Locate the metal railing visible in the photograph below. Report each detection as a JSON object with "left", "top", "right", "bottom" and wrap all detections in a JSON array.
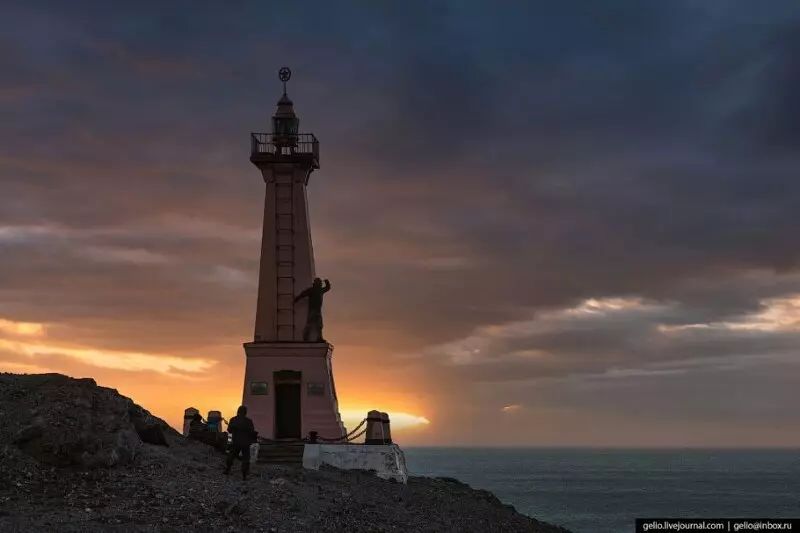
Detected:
[{"left": 250, "top": 132, "right": 319, "bottom": 166}]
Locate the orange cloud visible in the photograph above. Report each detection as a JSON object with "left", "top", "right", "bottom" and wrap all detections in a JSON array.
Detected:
[
  {"left": 0, "top": 317, "right": 216, "bottom": 377},
  {"left": 0, "top": 318, "right": 45, "bottom": 337}
]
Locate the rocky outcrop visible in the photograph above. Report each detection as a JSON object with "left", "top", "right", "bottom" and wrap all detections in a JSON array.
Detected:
[
  {"left": 0, "top": 373, "right": 573, "bottom": 532},
  {"left": 1, "top": 373, "right": 175, "bottom": 469}
]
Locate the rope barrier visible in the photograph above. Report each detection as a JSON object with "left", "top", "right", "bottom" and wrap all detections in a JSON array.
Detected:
[
  {"left": 344, "top": 427, "right": 367, "bottom": 442},
  {"left": 317, "top": 418, "right": 367, "bottom": 442},
  {"left": 318, "top": 417, "right": 367, "bottom": 443},
  {"left": 346, "top": 417, "right": 368, "bottom": 437},
  {"left": 252, "top": 415, "right": 372, "bottom": 445}
]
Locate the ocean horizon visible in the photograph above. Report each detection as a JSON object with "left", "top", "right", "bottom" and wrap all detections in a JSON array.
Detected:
[{"left": 402, "top": 447, "right": 800, "bottom": 533}]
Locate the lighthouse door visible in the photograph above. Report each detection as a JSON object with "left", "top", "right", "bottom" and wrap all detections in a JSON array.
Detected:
[{"left": 274, "top": 371, "right": 302, "bottom": 439}]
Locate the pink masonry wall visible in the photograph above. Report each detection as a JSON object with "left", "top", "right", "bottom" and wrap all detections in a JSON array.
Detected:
[
  {"left": 252, "top": 162, "right": 316, "bottom": 343},
  {"left": 242, "top": 342, "right": 346, "bottom": 440}
]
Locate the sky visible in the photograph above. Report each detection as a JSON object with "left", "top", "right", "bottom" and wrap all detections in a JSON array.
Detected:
[{"left": 1, "top": 1, "right": 800, "bottom": 447}]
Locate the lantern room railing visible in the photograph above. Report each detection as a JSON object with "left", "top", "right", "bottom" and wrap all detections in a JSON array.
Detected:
[{"left": 250, "top": 133, "right": 320, "bottom": 168}]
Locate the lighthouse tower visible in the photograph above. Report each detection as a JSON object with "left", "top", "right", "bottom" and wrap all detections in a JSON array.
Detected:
[{"left": 241, "top": 68, "right": 346, "bottom": 441}]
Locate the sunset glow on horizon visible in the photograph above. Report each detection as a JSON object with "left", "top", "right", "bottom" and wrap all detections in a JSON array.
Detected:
[
  {"left": 339, "top": 410, "right": 431, "bottom": 432},
  {"left": 0, "top": 316, "right": 432, "bottom": 437}
]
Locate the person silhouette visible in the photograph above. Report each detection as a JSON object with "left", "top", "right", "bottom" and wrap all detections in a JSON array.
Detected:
[{"left": 224, "top": 405, "right": 257, "bottom": 481}]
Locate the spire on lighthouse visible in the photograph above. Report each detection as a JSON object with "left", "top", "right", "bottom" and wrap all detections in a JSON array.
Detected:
[
  {"left": 272, "top": 67, "right": 299, "bottom": 151},
  {"left": 250, "top": 67, "right": 319, "bottom": 168}
]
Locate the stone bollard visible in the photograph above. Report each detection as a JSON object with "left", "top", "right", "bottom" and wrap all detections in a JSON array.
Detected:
[
  {"left": 380, "top": 412, "right": 393, "bottom": 444},
  {"left": 365, "top": 410, "right": 385, "bottom": 445},
  {"left": 183, "top": 407, "right": 199, "bottom": 437},
  {"left": 249, "top": 442, "right": 260, "bottom": 466},
  {"left": 207, "top": 410, "right": 222, "bottom": 433}
]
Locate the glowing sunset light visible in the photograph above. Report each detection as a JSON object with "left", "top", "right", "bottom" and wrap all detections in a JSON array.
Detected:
[
  {"left": 0, "top": 338, "right": 216, "bottom": 375},
  {"left": 0, "top": 360, "right": 50, "bottom": 374},
  {"left": 0, "top": 318, "right": 45, "bottom": 337},
  {"left": 339, "top": 410, "right": 431, "bottom": 432}
]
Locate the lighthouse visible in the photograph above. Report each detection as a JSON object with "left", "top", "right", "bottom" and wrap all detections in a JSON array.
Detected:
[{"left": 241, "top": 68, "right": 346, "bottom": 441}]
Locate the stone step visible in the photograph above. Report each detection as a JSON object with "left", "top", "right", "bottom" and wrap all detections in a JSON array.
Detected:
[
  {"left": 259, "top": 456, "right": 303, "bottom": 464},
  {"left": 258, "top": 457, "right": 303, "bottom": 464},
  {"left": 257, "top": 443, "right": 306, "bottom": 465}
]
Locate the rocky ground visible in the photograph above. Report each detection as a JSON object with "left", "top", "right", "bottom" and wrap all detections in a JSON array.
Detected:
[{"left": 0, "top": 373, "right": 573, "bottom": 532}]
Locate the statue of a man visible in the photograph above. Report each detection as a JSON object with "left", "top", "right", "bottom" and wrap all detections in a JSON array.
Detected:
[{"left": 293, "top": 278, "right": 331, "bottom": 342}]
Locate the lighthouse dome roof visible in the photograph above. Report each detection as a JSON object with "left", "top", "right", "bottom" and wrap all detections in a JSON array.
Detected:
[{"left": 274, "top": 93, "right": 295, "bottom": 119}]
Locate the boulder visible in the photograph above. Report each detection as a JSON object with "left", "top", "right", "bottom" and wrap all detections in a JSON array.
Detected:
[
  {"left": 135, "top": 421, "right": 169, "bottom": 447},
  {"left": 0, "top": 372, "right": 178, "bottom": 469}
]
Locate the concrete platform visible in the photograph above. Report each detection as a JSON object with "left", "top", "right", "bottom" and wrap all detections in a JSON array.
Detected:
[{"left": 302, "top": 443, "right": 409, "bottom": 484}]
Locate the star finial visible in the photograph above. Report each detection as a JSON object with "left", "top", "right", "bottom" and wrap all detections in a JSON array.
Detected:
[{"left": 278, "top": 67, "right": 291, "bottom": 95}]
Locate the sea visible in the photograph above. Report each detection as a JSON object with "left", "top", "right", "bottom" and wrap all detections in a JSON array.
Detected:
[{"left": 403, "top": 448, "right": 800, "bottom": 533}]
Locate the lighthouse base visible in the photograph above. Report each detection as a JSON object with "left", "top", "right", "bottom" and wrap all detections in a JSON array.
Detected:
[
  {"left": 302, "top": 443, "right": 409, "bottom": 484},
  {"left": 242, "top": 342, "right": 346, "bottom": 441}
]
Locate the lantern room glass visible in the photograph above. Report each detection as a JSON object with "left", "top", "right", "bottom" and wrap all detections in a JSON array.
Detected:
[{"left": 272, "top": 116, "right": 299, "bottom": 136}]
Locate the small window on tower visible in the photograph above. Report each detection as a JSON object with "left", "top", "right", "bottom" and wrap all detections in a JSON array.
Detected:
[{"left": 251, "top": 382, "right": 268, "bottom": 395}]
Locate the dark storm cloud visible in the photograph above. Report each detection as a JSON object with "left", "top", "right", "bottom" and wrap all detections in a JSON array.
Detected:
[
  {"left": 723, "top": 22, "right": 800, "bottom": 154},
  {"left": 2, "top": 0, "right": 800, "bottom": 443},
  {"left": 432, "top": 298, "right": 800, "bottom": 385},
  {"left": 302, "top": 3, "right": 800, "bottom": 349}
]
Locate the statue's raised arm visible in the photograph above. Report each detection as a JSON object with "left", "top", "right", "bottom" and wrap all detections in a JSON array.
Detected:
[
  {"left": 298, "top": 277, "right": 330, "bottom": 342},
  {"left": 293, "top": 287, "right": 311, "bottom": 304}
]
